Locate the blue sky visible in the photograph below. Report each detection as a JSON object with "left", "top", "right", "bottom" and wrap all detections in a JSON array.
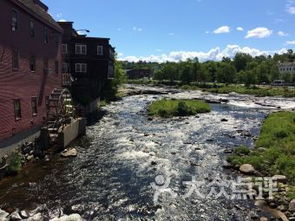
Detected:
[{"left": 44, "top": 0, "right": 295, "bottom": 62}]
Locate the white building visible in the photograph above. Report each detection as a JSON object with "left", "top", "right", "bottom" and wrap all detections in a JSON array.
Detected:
[{"left": 278, "top": 62, "right": 295, "bottom": 73}]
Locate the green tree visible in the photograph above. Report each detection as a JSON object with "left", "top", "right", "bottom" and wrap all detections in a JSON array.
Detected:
[
  {"left": 216, "top": 62, "right": 237, "bottom": 83},
  {"left": 233, "top": 53, "right": 252, "bottom": 72}
]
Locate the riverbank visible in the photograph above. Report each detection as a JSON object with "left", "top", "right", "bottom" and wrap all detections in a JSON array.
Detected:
[
  {"left": 227, "top": 111, "right": 295, "bottom": 219},
  {"left": 127, "top": 79, "right": 295, "bottom": 97}
]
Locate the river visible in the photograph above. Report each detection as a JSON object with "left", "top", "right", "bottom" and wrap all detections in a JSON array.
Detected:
[{"left": 1, "top": 85, "right": 295, "bottom": 220}]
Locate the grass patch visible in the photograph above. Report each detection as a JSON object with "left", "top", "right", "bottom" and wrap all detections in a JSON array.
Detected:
[
  {"left": 148, "top": 99, "right": 211, "bottom": 118},
  {"left": 228, "top": 112, "right": 295, "bottom": 184}
]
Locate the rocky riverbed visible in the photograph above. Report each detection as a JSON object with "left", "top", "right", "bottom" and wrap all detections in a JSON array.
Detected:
[{"left": 0, "top": 85, "right": 295, "bottom": 220}]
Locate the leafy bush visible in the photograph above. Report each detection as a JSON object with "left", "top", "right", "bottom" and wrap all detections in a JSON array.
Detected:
[{"left": 7, "top": 152, "right": 22, "bottom": 174}]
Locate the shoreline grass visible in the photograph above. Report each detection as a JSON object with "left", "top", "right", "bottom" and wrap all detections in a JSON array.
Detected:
[
  {"left": 228, "top": 112, "right": 295, "bottom": 189},
  {"left": 148, "top": 99, "right": 211, "bottom": 118}
]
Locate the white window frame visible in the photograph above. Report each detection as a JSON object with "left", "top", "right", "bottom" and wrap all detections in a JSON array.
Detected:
[
  {"left": 12, "top": 10, "right": 18, "bottom": 32},
  {"left": 97, "top": 45, "right": 103, "bottom": 55},
  {"left": 75, "top": 44, "right": 87, "bottom": 55},
  {"left": 62, "top": 44, "right": 68, "bottom": 54},
  {"left": 75, "top": 63, "right": 87, "bottom": 73}
]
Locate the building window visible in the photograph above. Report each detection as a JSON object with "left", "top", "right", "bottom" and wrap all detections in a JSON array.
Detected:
[
  {"left": 12, "top": 48, "right": 19, "bottom": 70},
  {"left": 30, "top": 19, "right": 35, "bottom": 37},
  {"left": 30, "top": 56, "right": 36, "bottom": 72},
  {"left": 31, "top": 97, "right": 38, "bottom": 116},
  {"left": 62, "top": 44, "right": 68, "bottom": 54},
  {"left": 13, "top": 99, "right": 21, "bottom": 120},
  {"left": 12, "top": 10, "right": 18, "bottom": 31},
  {"left": 44, "top": 59, "right": 48, "bottom": 74},
  {"left": 75, "top": 44, "right": 87, "bottom": 55},
  {"left": 55, "top": 61, "right": 59, "bottom": 74},
  {"left": 62, "top": 63, "right": 69, "bottom": 73},
  {"left": 75, "top": 63, "right": 87, "bottom": 73},
  {"left": 97, "top": 45, "right": 103, "bottom": 55},
  {"left": 44, "top": 27, "right": 49, "bottom": 44},
  {"left": 45, "top": 96, "right": 49, "bottom": 108}
]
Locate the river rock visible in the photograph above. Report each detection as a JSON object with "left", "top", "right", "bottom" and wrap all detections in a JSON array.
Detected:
[
  {"left": 260, "top": 217, "right": 268, "bottom": 221},
  {"left": 50, "top": 214, "right": 82, "bottom": 221},
  {"left": 241, "top": 130, "right": 252, "bottom": 137},
  {"left": 272, "top": 175, "right": 287, "bottom": 184},
  {"left": 0, "top": 209, "right": 9, "bottom": 221},
  {"left": 151, "top": 161, "right": 157, "bottom": 166},
  {"left": 239, "top": 164, "right": 255, "bottom": 174},
  {"left": 277, "top": 204, "right": 287, "bottom": 212},
  {"left": 26, "top": 155, "right": 34, "bottom": 161},
  {"left": 19, "top": 210, "right": 29, "bottom": 219},
  {"left": 9, "top": 211, "right": 22, "bottom": 221},
  {"left": 27, "top": 213, "right": 43, "bottom": 221},
  {"left": 221, "top": 118, "right": 228, "bottom": 122},
  {"left": 61, "top": 148, "right": 77, "bottom": 158},
  {"left": 289, "top": 199, "right": 295, "bottom": 212},
  {"left": 222, "top": 162, "right": 233, "bottom": 169}
]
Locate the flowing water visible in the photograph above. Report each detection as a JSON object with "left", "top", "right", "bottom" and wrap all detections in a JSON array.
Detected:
[{"left": 1, "top": 86, "right": 295, "bottom": 220}]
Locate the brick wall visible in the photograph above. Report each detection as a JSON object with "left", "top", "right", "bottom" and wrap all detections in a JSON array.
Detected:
[{"left": 0, "top": 0, "right": 62, "bottom": 141}]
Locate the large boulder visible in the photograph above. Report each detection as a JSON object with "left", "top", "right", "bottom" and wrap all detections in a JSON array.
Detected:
[
  {"left": 61, "top": 148, "right": 77, "bottom": 158},
  {"left": 239, "top": 164, "right": 255, "bottom": 174},
  {"left": 289, "top": 199, "right": 295, "bottom": 212},
  {"left": 50, "top": 214, "right": 82, "bottom": 221}
]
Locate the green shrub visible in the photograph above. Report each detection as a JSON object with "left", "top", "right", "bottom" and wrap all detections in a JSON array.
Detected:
[
  {"left": 148, "top": 99, "right": 211, "bottom": 118},
  {"left": 7, "top": 152, "right": 22, "bottom": 174}
]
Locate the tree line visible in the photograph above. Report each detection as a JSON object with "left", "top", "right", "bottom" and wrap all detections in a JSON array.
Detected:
[{"left": 122, "top": 49, "right": 295, "bottom": 86}]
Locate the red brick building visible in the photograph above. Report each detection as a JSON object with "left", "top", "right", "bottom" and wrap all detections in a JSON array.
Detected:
[{"left": 0, "top": 0, "right": 63, "bottom": 144}]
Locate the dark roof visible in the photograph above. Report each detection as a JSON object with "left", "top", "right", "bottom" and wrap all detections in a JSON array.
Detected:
[{"left": 11, "top": 0, "right": 62, "bottom": 32}]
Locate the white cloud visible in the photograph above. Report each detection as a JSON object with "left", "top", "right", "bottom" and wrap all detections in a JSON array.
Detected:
[
  {"left": 236, "top": 27, "right": 244, "bottom": 32},
  {"left": 58, "top": 19, "right": 67, "bottom": 22},
  {"left": 286, "top": 40, "right": 295, "bottom": 45},
  {"left": 133, "top": 27, "right": 143, "bottom": 32},
  {"left": 118, "top": 45, "right": 288, "bottom": 63},
  {"left": 278, "top": 31, "right": 288, "bottom": 37},
  {"left": 213, "top": 26, "right": 230, "bottom": 34},
  {"left": 286, "top": 0, "right": 295, "bottom": 14},
  {"left": 287, "top": 6, "right": 295, "bottom": 14},
  {"left": 245, "top": 27, "right": 272, "bottom": 39}
]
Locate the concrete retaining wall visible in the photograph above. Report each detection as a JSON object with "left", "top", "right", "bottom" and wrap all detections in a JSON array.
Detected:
[{"left": 62, "top": 118, "right": 86, "bottom": 148}]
